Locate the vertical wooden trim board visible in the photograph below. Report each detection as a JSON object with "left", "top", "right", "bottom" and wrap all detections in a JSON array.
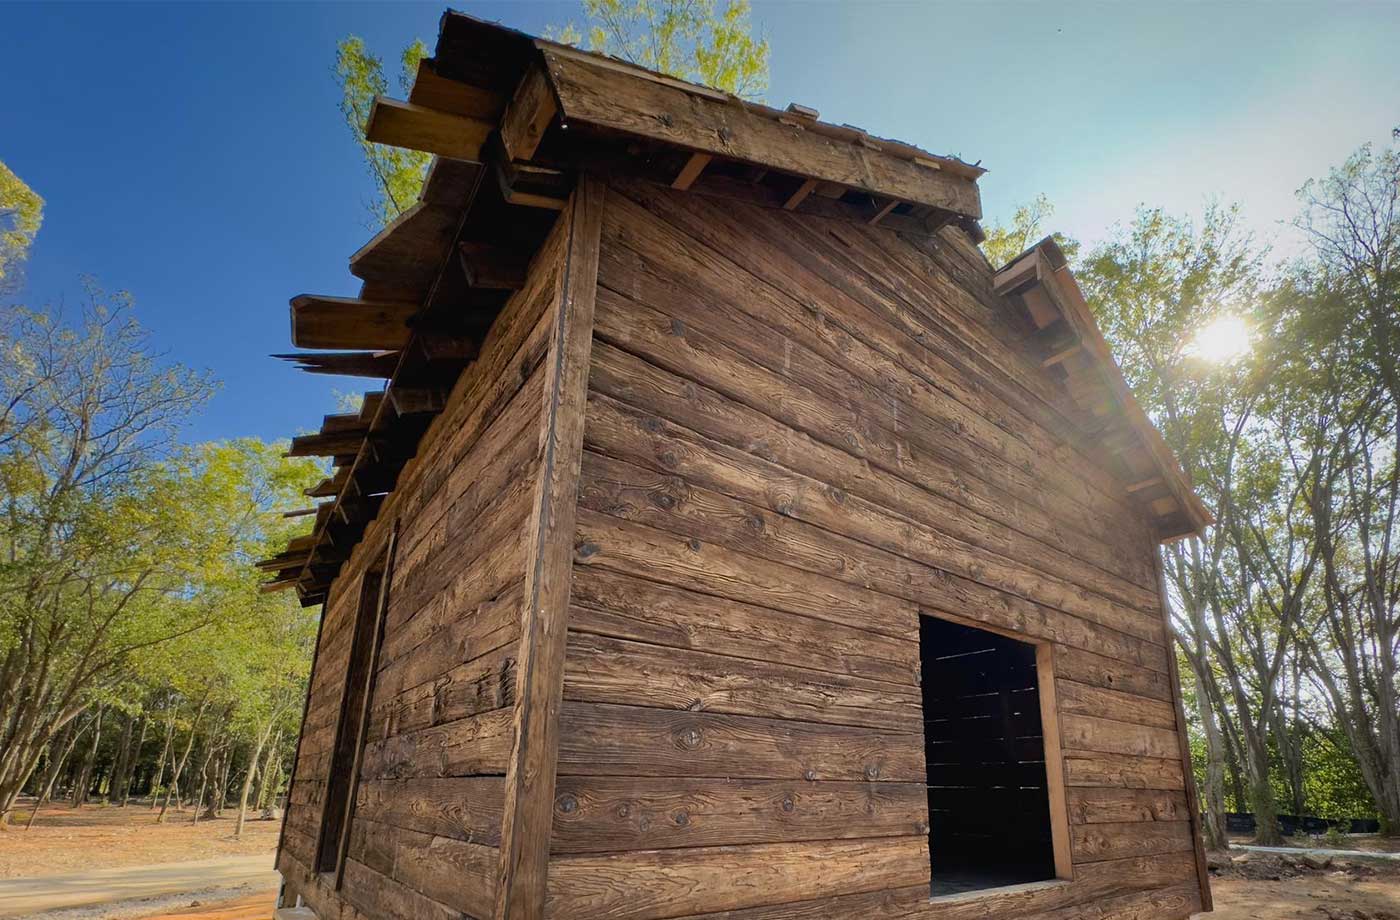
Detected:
[
  {"left": 1036, "top": 643, "right": 1075, "bottom": 881},
  {"left": 1154, "top": 549, "right": 1214, "bottom": 912},
  {"left": 495, "top": 176, "right": 605, "bottom": 920},
  {"left": 332, "top": 526, "right": 399, "bottom": 890}
]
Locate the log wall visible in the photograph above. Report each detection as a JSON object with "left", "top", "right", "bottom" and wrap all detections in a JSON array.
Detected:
[
  {"left": 276, "top": 193, "right": 581, "bottom": 920},
  {"left": 277, "top": 176, "right": 1206, "bottom": 919},
  {"left": 543, "top": 180, "right": 1205, "bottom": 919}
]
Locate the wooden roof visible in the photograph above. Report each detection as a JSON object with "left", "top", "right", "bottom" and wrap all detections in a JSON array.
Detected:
[
  {"left": 993, "top": 238, "right": 1213, "bottom": 541},
  {"left": 261, "top": 11, "right": 1203, "bottom": 603}
]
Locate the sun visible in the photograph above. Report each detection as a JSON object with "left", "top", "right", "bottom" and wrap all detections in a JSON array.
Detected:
[{"left": 1187, "top": 315, "right": 1252, "bottom": 363}]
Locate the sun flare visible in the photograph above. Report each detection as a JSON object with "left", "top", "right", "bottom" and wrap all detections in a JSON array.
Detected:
[{"left": 1188, "top": 315, "right": 1252, "bottom": 363}]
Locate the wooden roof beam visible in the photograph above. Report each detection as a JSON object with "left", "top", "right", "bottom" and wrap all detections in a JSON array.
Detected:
[
  {"left": 286, "top": 429, "right": 369, "bottom": 458},
  {"left": 671, "top": 153, "right": 712, "bottom": 191},
  {"left": 273, "top": 351, "right": 399, "bottom": 379},
  {"left": 458, "top": 241, "right": 529, "bottom": 289},
  {"left": 537, "top": 45, "right": 982, "bottom": 218},
  {"left": 359, "top": 391, "right": 386, "bottom": 422},
  {"left": 389, "top": 386, "right": 448, "bottom": 416},
  {"left": 868, "top": 198, "right": 900, "bottom": 226},
  {"left": 1127, "top": 476, "right": 1165, "bottom": 494},
  {"left": 497, "top": 162, "right": 567, "bottom": 210},
  {"left": 408, "top": 59, "right": 507, "bottom": 120},
  {"left": 365, "top": 96, "right": 493, "bottom": 162},
  {"left": 500, "top": 62, "right": 558, "bottom": 163},
  {"left": 1041, "top": 341, "right": 1083, "bottom": 368},
  {"left": 290, "top": 296, "right": 417, "bottom": 350},
  {"left": 783, "top": 178, "right": 819, "bottom": 211}
]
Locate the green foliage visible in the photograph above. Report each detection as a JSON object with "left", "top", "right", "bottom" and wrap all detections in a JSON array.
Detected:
[
  {"left": 980, "top": 193, "right": 1079, "bottom": 269},
  {"left": 548, "top": 0, "right": 769, "bottom": 98},
  {"left": 1298, "top": 729, "right": 1376, "bottom": 820},
  {"left": 1077, "top": 204, "right": 1264, "bottom": 482},
  {"left": 0, "top": 287, "right": 322, "bottom": 819},
  {"left": 334, "top": 36, "right": 432, "bottom": 226},
  {"left": 0, "top": 160, "right": 44, "bottom": 292}
]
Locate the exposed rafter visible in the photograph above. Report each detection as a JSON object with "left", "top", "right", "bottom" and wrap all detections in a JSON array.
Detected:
[
  {"left": 289, "top": 296, "right": 417, "bottom": 350},
  {"left": 365, "top": 96, "right": 493, "bottom": 161}
]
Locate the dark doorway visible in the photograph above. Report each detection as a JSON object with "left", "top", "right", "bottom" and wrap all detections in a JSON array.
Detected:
[{"left": 920, "top": 615, "right": 1059, "bottom": 896}]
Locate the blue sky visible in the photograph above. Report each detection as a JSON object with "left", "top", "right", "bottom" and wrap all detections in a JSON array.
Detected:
[{"left": 3, "top": 1, "right": 1397, "bottom": 445}]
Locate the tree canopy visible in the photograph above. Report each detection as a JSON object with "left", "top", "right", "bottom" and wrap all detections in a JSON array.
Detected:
[
  {"left": 0, "top": 160, "right": 44, "bottom": 292},
  {"left": 991, "top": 139, "right": 1400, "bottom": 843}
]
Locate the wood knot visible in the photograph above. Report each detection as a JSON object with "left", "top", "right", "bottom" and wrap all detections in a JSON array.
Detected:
[
  {"left": 917, "top": 820, "right": 931, "bottom": 834},
  {"left": 576, "top": 541, "right": 600, "bottom": 560},
  {"left": 656, "top": 112, "right": 675, "bottom": 127},
  {"left": 803, "top": 769, "right": 817, "bottom": 781},
  {"left": 864, "top": 764, "right": 880, "bottom": 780},
  {"left": 743, "top": 512, "right": 764, "bottom": 533},
  {"left": 556, "top": 794, "right": 578, "bottom": 814},
  {"left": 781, "top": 796, "right": 795, "bottom": 813},
  {"left": 653, "top": 492, "right": 676, "bottom": 510},
  {"left": 677, "top": 727, "right": 703, "bottom": 749},
  {"left": 643, "top": 416, "right": 663, "bottom": 433},
  {"left": 670, "top": 318, "right": 686, "bottom": 336},
  {"left": 673, "top": 810, "right": 690, "bottom": 826},
  {"left": 617, "top": 803, "right": 631, "bottom": 818},
  {"left": 658, "top": 450, "right": 679, "bottom": 469},
  {"left": 687, "top": 538, "right": 702, "bottom": 552}
]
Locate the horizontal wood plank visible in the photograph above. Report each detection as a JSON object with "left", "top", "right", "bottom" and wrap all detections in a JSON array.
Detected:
[
  {"left": 544, "top": 836, "right": 930, "bottom": 920},
  {"left": 563, "top": 631, "right": 922, "bottom": 731},
  {"left": 557, "top": 701, "right": 923, "bottom": 782},
  {"left": 550, "top": 777, "right": 927, "bottom": 853}
]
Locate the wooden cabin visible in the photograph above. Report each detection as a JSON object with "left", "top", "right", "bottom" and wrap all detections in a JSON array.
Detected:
[{"left": 264, "top": 12, "right": 1215, "bottom": 920}]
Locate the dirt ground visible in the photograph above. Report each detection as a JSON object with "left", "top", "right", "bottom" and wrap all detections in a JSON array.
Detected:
[
  {"left": 0, "top": 800, "right": 280, "bottom": 879},
  {"left": 5, "top": 804, "right": 1400, "bottom": 920},
  {"left": 135, "top": 891, "right": 279, "bottom": 920},
  {"left": 128, "top": 873, "right": 1400, "bottom": 920},
  {"left": 127, "top": 856, "right": 1400, "bottom": 920},
  {"left": 1208, "top": 849, "right": 1400, "bottom": 919}
]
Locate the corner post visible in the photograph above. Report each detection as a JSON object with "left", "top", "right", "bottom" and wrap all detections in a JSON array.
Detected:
[
  {"left": 1153, "top": 548, "right": 1215, "bottom": 912},
  {"left": 494, "top": 175, "right": 605, "bottom": 920}
]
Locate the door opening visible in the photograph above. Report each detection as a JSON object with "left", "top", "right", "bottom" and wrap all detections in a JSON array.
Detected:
[{"left": 920, "top": 614, "right": 1065, "bottom": 897}]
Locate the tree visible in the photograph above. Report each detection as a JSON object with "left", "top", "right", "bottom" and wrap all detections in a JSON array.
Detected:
[
  {"left": 980, "top": 193, "right": 1079, "bottom": 269},
  {"left": 1285, "top": 143, "right": 1400, "bottom": 834},
  {"left": 1077, "top": 204, "right": 1283, "bottom": 844},
  {"left": 551, "top": 0, "right": 769, "bottom": 98},
  {"left": 334, "top": 37, "right": 431, "bottom": 226},
  {"left": 0, "top": 161, "right": 44, "bottom": 293},
  {"left": 0, "top": 286, "right": 309, "bottom": 822}
]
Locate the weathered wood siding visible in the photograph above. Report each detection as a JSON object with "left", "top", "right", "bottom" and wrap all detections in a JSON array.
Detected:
[
  {"left": 545, "top": 180, "right": 1204, "bottom": 919},
  {"left": 277, "top": 200, "right": 580, "bottom": 920}
]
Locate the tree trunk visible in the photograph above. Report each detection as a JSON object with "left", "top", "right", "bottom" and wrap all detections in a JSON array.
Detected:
[
  {"left": 255, "top": 733, "right": 280, "bottom": 811},
  {"left": 149, "top": 709, "right": 174, "bottom": 809},
  {"left": 106, "top": 712, "right": 134, "bottom": 806},
  {"left": 1189, "top": 663, "right": 1230, "bottom": 850},
  {"left": 23, "top": 719, "right": 82, "bottom": 830},
  {"left": 69, "top": 705, "right": 103, "bottom": 808},
  {"left": 1242, "top": 729, "right": 1283, "bottom": 845},
  {"left": 120, "top": 716, "right": 147, "bottom": 806},
  {"left": 236, "top": 725, "right": 274, "bottom": 837},
  {"left": 215, "top": 744, "right": 232, "bottom": 816}
]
